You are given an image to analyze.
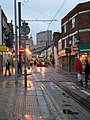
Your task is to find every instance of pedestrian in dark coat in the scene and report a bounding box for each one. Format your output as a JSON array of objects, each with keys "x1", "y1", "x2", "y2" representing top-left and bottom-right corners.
[
  {"x1": 5, "y1": 59, "x2": 11, "y2": 76},
  {"x1": 84, "y1": 60, "x2": 90, "y2": 86},
  {"x1": 18, "y1": 61, "x2": 21, "y2": 74}
]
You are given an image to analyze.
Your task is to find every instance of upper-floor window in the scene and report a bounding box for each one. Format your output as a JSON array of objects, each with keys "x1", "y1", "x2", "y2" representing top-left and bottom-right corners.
[
  {"x1": 58, "y1": 39, "x2": 62, "y2": 50},
  {"x1": 64, "y1": 24, "x2": 66, "y2": 33},
  {"x1": 72, "y1": 36, "x2": 75, "y2": 45},
  {"x1": 72, "y1": 18, "x2": 75, "y2": 28},
  {"x1": 65, "y1": 39, "x2": 67, "y2": 48}
]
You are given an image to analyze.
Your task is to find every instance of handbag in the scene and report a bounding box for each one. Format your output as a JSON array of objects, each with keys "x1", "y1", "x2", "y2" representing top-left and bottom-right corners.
[
  {"x1": 77, "y1": 73, "x2": 83, "y2": 87},
  {"x1": 77, "y1": 73, "x2": 82, "y2": 81}
]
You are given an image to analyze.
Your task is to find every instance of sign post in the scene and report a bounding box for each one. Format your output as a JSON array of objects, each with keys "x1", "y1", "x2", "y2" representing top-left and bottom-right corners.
[{"x1": 20, "y1": 21, "x2": 30, "y2": 87}]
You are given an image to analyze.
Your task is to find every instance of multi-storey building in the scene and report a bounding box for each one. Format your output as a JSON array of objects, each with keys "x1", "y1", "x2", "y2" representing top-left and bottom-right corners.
[
  {"x1": 58, "y1": 1, "x2": 90, "y2": 72},
  {"x1": 37, "y1": 30, "x2": 52, "y2": 48},
  {"x1": 0, "y1": 6, "x2": 13, "y2": 72}
]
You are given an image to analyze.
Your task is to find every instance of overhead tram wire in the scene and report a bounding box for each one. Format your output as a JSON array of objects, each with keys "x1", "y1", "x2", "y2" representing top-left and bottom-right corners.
[
  {"x1": 47, "y1": 0, "x2": 67, "y2": 29},
  {"x1": 22, "y1": 3, "x2": 57, "y2": 23},
  {"x1": 22, "y1": 0, "x2": 63, "y2": 49},
  {"x1": 37, "y1": 0, "x2": 67, "y2": 46},
  {"x1": 22, "y1": 3, "x2": 53, "y2": 20},
  {"x1": 22, "y1": 4, "x2": 38, "y2": 21},
  {"x1": 21, "y1": 1, "x2": 58, "y2": 51}
]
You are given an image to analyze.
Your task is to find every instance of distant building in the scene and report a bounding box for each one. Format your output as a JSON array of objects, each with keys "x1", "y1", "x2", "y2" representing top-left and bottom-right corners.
[
  {"x1": 58, "y1": 1, "x2": 90, "y2": 72},
  {"x1": 21, "y1": 35, "x2": 38, "y2": 50},
  {"x1": 36, "y1": 30, "x2": 52, "y2": 48}
]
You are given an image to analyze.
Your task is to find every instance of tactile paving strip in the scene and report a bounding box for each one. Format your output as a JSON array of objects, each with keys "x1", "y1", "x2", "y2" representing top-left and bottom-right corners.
[{"x1": 0, "y1": 87, "x2": 40, "y2": 119}]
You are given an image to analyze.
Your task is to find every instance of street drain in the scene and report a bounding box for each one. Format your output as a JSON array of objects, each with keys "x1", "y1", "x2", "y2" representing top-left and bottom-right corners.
[{"x1": 63, "y1": 109, "x2": 78, "y2": 115}]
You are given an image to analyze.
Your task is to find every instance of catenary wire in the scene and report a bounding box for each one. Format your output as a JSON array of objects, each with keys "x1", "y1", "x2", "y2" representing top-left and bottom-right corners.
[{"x1": 47, "y1": 0, "x2": 67, "y2": 29}]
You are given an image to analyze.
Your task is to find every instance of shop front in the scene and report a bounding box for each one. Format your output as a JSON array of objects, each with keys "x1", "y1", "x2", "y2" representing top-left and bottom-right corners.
[
  {"x1": 78, "y1": 44, "x2": 90, "y2": 69},
  {"x1": 58, "y1": 50, "x2": 68, "y2": 71},
  {"x1": 58, "y1": 48, "x2": 76, "y2": 72}
]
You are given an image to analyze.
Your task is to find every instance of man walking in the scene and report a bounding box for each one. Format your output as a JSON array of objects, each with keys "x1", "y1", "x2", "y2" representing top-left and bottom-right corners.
[
  {"x1": 5, "y1": 59, "x2": 11, "y2": 77},
  {"x1": 84, "y1": 60, "x2": 90, "y2": 87}
]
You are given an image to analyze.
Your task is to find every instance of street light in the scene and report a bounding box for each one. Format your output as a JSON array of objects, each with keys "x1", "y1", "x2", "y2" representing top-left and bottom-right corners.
[
  {"x1": 14, "y1": 0, "x2": 18, "y2": 83},
  {"x1": 20, "y1": 20, "x2": 30, "y2": 87}
]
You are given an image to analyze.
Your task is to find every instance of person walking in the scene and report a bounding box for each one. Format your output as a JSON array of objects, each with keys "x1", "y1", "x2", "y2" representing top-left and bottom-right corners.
[
  {"x1": 28, "y1": 60, "x2": 30, "y2": 69},
  {"x1": 76, "y1": 57, "x2": 83, "y2": 86},
  {"x1": 18, "y1": 60, "x2": 21, "y2": 74},
  {"x1": 5, "y1": 59, "x2": 11, "y2": 77},
  {"x1": 84, "y1": 60, "x2": 90, "y2": 87}
]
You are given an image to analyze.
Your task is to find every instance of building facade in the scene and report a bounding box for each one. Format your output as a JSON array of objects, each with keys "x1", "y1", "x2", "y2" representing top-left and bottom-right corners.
[
  {"x1": 0, "y1": 6, "x2": 13, "y2": 72},
  {"x1": 37, "y1": 30, "x2": 52, "y2": 48},
  {"x1": 58, "y1": 1, "x2": 90, "y2": 72}
]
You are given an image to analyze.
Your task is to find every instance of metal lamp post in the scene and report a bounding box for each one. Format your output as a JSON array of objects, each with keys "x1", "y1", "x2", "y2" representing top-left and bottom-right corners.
[
  {"x1": 20, "y1": 20, "x2": 30, "y2": 87},
  {"x1": 14, "y1": 0, "x2": 18, "y2": 83}
]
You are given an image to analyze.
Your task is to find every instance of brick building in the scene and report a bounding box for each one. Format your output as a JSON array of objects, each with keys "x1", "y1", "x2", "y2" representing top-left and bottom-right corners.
[{"x1": 58, "y1": 1, "x2": 90, "y2": 72}]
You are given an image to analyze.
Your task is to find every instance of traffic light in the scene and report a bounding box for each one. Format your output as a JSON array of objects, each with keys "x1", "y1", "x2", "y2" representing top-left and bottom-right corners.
[
  {"x1": 5, "y1": 32, "x2": 14, "y2": 48},
  {"x1": 65, "y1": 47, "x2": 71, "y2": 54}
]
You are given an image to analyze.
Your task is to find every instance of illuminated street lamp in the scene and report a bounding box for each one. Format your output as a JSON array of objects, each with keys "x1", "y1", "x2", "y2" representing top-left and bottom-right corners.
[{"x1": 25, "y1": 49, "x2": 32, "y2": 55}]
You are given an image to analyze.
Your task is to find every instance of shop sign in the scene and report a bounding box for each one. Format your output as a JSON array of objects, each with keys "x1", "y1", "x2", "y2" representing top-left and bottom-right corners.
[
  {"x1": 0, "y1": 45, "x2": 9, "y2": 52},
  {"x1": 78, "y1": 45, "x2": 90, "y2": 52}
]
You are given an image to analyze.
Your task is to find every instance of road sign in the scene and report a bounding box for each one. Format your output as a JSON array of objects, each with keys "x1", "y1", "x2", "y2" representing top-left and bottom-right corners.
[
  {"x1": 0, "y1": 45, "x2": 9, "y2": 52},
  {"x1": 20, "y1": 25, "x2": 30, "y2": 35},
  {"x1": 73, "y1": 45, "x2": 78, "y2": 51},
  {"x1": 19, "y1": 47, "x2": 25, "y2": 53}
]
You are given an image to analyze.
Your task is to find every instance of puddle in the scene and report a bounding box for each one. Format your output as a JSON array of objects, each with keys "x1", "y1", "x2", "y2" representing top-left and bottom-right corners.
[
  {"x1": 63, "y1": 104, "x2": 72, "y2": 106},
  {"x1": 63, "y1": 109, "x2": 78, "y2": 115}
]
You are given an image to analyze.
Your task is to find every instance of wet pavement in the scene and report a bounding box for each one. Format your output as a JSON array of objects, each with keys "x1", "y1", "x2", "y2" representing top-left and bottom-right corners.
[
  {"x1": 0, "y1": 70, "x2": 51, "y2": 120},
  {"x1": 0, "y1": 66, "x2": 90, "y2": 120}
]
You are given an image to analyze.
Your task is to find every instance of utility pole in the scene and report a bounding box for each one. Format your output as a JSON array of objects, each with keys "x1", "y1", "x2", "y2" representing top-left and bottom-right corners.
[
  {"x1": 18, "y1": 2, "x2": 22, "y2": 75},
  {"x1": 20, "y1": 21, "x2": 30, "y2": 87},
  {"x1": 14, "y1": 0, "x2": 18, "y2": 83},
  {"x1": 46, "y1": 41, "x2": 48, "y2": 58},
  {"x1": 23, "y1": 21, "x2": 27, "y2": 87}
]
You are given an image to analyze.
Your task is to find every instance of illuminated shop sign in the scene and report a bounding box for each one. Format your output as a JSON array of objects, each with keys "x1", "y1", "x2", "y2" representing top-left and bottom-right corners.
[{"x1": 78, "y1": 45, "x2": 90, "y2": 52}]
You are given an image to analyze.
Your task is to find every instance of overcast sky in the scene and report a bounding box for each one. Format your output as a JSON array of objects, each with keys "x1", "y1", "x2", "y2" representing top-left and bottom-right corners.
[{"x1": 0, "y1": 0, "x2": 89, "y2": 44}]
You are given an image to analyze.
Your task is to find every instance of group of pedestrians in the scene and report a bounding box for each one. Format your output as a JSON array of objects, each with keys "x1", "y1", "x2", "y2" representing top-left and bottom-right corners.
[
  {"x1": 4, "y1": 58, "x2": 90, "y2": 88},
  {"x1": 76, "y1": 57, "x2": 90, "y2": 87}
]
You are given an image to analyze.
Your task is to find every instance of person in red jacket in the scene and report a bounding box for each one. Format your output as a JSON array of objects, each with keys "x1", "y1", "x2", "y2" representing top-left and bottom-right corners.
[
  {"x1": 76, "y1": 57, "x2": 83, "y2": 74},
  {"x1": 76, "y1": 57, "x2": 83, "y2": 86}
]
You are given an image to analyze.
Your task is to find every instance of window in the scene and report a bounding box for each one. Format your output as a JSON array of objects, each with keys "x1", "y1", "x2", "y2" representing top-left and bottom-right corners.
[
  {"x1": 72, "y1": 18, "x2": 75, "y2": 28},
  {"x1": 58, "y1": 39, "x2": 62, "y2": 50},
  {"x1": 64, "y1": 24, "x2": 66, "y2": 33},
  {"x1": 65, "y1": 39, "x2": 67, "y2": 48},
  {"x1": 72, "y1": 36, "x2": 75, "y2": 45}
]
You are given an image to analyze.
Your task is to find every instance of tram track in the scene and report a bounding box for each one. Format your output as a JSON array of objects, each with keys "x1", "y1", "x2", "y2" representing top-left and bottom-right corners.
[
  {"x1": 39, "y1": 68, "x2": 90, "y2": 112},
  {"x1": 47, "y1": 74, "x2": 90, "y2": 112}
]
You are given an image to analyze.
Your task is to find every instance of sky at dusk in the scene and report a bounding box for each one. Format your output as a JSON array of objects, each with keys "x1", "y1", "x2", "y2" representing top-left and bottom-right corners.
[{"x1": 0, "y1": 0, "x2": 89, "y2": 44}]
